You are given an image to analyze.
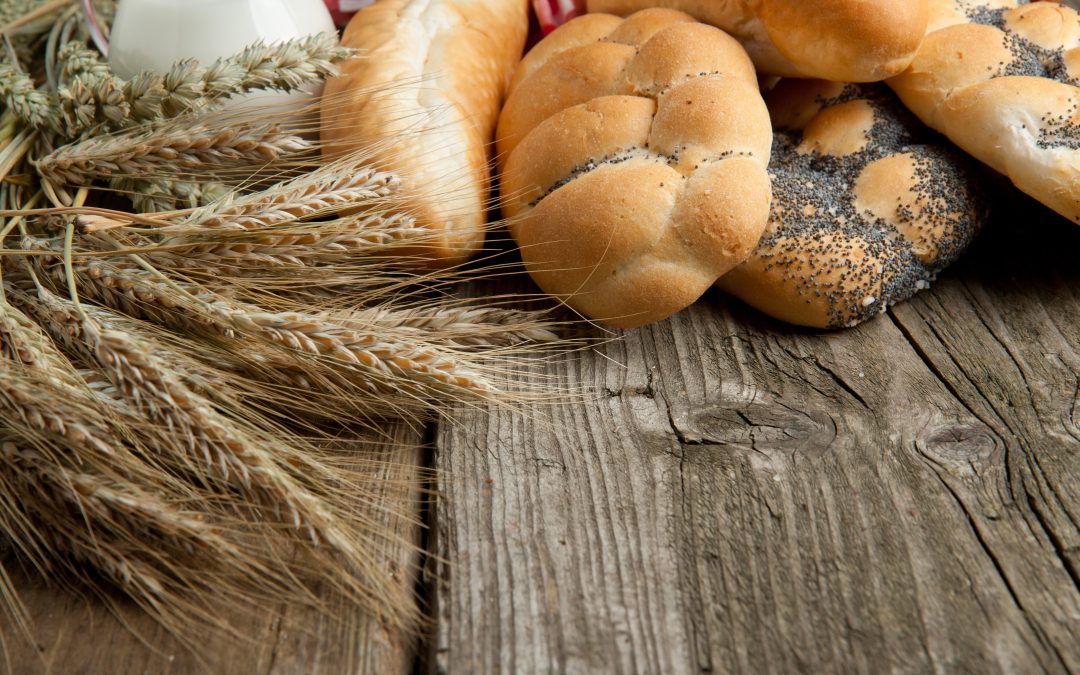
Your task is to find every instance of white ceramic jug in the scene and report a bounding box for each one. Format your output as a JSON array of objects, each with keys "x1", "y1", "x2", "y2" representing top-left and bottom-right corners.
[{"x1": 107, "y1": 0, "x2": 337, "y2": 106}]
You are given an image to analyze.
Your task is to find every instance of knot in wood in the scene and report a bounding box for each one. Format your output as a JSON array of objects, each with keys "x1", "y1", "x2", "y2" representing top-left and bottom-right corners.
[
  {"x1": 677, "y1": 395, "x2": 836, "y2": 467},
  {"x1": 916, "y1": 423, "x2": 999, "y2": 470}
]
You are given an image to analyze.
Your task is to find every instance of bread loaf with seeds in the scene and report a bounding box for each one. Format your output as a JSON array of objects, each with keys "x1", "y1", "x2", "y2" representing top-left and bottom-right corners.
[
  {"x1": 717, "y1": 80, "x2": 987, "y2": 328},
  {"x1": 888, "y1": 0, "x2": 1080, "y2": 224},
  {"x1": 584, "y1": 0, "x2": 930, "y2": 82},
  {"x1": 497, "y1": 9, "x2": 772, "y2": 328}
]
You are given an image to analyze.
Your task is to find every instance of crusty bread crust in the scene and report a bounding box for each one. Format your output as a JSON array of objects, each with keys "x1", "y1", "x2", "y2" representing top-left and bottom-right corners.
[
  {"x1": 320, "y1": 0, "x2": 529, "y2": 264},
  {"x1": 718, "y1": 80, "x2": 986, "y2": 328},
  {"x1": 888, "y1": 0, "x2": 1080, "y2": 224},
  {"x1": 585, "y1": 0, "x2": 929, "y2": 82},
  {"x1": 498, "y1": 9, "x2": 772, "y2": 328}
]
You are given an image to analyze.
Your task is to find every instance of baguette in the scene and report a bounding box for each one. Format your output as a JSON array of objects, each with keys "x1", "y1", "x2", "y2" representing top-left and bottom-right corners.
[{"x1": 321, "y1": 0, "x2": 529, "y2": 263}]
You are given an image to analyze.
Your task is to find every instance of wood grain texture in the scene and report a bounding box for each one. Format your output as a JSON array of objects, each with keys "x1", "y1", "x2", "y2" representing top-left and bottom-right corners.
[
  {"x1": 434, "y1": 196, "x2": 1080, "y2": 674},
  {"x1": 1, "y1": 426, "x2": 427, "y2": 675}
]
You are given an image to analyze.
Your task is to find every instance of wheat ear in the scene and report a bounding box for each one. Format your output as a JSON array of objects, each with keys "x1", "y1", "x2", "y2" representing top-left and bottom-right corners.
[
  {"x1": 37, "y1": 120, "x2": 309, "y2": 186},
  {"x1": 0, "y1": 441, "x2": 225, "y2": 558},
  {"x1": 167, "y1": 164, "x2": 402, "y2": 232},
  {"x1": 351, "y1": 305, "x2": 562, "y2": 347},
  {"x1": 0, "y1": 366, "x2": 117, "y2": 457}
]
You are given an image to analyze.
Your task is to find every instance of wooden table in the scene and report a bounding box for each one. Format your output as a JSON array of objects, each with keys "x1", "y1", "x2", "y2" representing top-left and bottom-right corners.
[{"x1": 4, "y1": 192, "x2": 1079, "y2": 673}]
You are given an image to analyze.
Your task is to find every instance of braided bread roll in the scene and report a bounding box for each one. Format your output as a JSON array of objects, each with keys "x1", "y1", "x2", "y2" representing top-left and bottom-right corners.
[
  {"x1": 717, "y1": 80, "x2": 987, "y2": 328},
  {"x1": 497, "y1": 9, "x2": 772, "y2": 328},
  {"x1": 888, "y1": 0, "x2": 1080, "y2": 224},
  {"x1": 321, "y1": 0, "x2": 529, "y2": 264},
  {"x1": 583, "y1": 0, "x2": 930, "y2": 82}
]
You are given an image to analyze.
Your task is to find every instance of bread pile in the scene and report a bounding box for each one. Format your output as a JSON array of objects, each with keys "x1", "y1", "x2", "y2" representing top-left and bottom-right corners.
[
  {"x1": 321, "y1": 0, "x2": 1076, "y2": 329},
  {"x1": 718, "y1": 80, "x2": 986, "y2": 328},
  {"x1": 888, "y1": 0, "x2": 1080, "y2": 224},
  {"x1": 497, "y1": 9, "x2": 772, "y2": 328}
]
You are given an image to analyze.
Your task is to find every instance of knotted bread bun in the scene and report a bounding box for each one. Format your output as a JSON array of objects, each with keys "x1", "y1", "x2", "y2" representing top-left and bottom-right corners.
[
  {"x1": 497, "y1": 9, "x2": 772, "y2": 328},
  {"x1": 717, "y1": 80, "x2": 987, "y2": 329},
  {"x1": 584, "y1": 0, "x2": 930, "y2": 82},
  {"x1": 888, "y1": 0, "x2": 1080, "y2": 224}
]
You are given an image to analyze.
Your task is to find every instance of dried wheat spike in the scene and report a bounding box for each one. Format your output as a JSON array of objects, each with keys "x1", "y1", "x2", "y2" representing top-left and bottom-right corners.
[
  {"x1": 156, "y1": 212, "x2": 432, "y2": 270},
  {"x1": 221, "y1": 308, "x2": 498, "y2": 397},
  {"x1": 0, "y1": 63, "x2": 56, "y2": 130},
  {"x1": 0, "y1": 368, "x2": 117, "y2": 457},
  {"x1": 352, "y1": 305, "x2": 562, "y2": 347},
  {"x1": 37, "y1": 120, "x2": 309, "y2": 186},
  {"x1": 169, "y1": 165, "x2": 402, "y2": 232},
  {"x1": 0, "y1": 441, "x2": 224, "y2": 557}
]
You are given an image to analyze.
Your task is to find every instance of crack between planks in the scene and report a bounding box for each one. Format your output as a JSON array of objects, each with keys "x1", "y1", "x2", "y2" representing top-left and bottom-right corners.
[
  {"x1": 919, "y1": 459, "x2": 1070, "y2": 671},
  {"x1": 964, "y1": 290, "x2": 1041, "y2": 418},
  {"x1": 1023, "y1": 479, "x2": 1080, "y2": 593},
  {"x1": 777, "y1": 343, "x2": 872, "y2": 412},
  {"x1": 891, "y1": 307, "x2": 1080, "y2": 582},
  {"x1": 890, "y1": 308, "x2": 1079, "y2": 668},
  {"x1": 413, "y1": 422, "x2": 440, "y2": 675},
  {"x1": 652, "y1": 364, "x2": 715, "y2": 674}
]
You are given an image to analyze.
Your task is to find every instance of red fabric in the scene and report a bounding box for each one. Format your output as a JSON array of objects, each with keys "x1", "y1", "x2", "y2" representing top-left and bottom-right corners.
[
  {"x1": 531, "y1": 0, "x2": 584, "y2": 35},
  {"x1": 324, "y1": 0, "x2": 373, "y2": 27}
]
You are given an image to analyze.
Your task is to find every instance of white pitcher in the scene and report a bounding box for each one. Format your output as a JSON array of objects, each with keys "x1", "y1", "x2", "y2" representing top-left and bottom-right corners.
[{"x1": 106, "y1": 0, "x2": 337, "y2": 108}]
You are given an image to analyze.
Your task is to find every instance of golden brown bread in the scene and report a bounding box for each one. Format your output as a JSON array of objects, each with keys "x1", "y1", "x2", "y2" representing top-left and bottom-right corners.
[
  {"x1": 888, "y1": 0, "x2": 1080, "y2": 224},
  {"x1": 717, "y1": 80, "x2": 987, "y2": 328},
  {"x1": 584, "y1": 0, "x2": 930, "y2": 82},
  {"x1": 320, "y1": 0, "x2": 529, "y2": 264},
  {"x1": 498, "y1": 9, "x2": 771, "y2": 328}
]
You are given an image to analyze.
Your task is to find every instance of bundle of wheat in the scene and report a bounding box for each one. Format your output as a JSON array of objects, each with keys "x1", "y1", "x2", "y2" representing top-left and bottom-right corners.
[{"x1": 0, "y1": 0, "x2": 577, "y2": 645}]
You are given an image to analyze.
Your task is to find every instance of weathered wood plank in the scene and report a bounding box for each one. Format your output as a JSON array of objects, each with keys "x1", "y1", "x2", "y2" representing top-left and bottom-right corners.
[
  {"x1": 889, "y1": 197, "x2": 1080, "y2": 669},
  {"x1": 434, "y1": 201, "x2": 1080, "y2": 673},
  {"x1": 1, "y1": 427, "x2": 427, "y2": 675}
]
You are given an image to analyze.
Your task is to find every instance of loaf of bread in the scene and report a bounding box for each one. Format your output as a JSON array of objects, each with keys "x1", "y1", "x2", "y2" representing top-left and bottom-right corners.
[
  {"x1": 717, "y1": 80, "x2": 986, "y2": 328},
  {"x1": 888, "y1": 0, "x2": 1080, "y2": 224},
  {"x1": 497, "y1": 9, "x2": 772, "y2": 328},
  {"x1": 584, "y1": 0, "x2": 930, "y2": 82},
  {"x1": 320, "y1": 0, "x2": 529, "y2": 264}
]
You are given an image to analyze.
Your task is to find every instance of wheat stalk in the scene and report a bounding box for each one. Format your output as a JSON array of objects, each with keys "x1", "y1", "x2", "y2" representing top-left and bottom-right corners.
[
  {"x1": 26, "y1": 239, "x2": 503, "y2": 398},
  {"x1": 0, "y1": 441, "x2": 223, "y2": 556},
  {"x1": 0, "y1": 364, "x2": 118, "y2": 457},
  {"x1": 352, "y1": 305, "x2": 563, "y2": 347},
  {"x1": 169, "y1": 164, "x2": 403, "y2": 232},
  {"x1": 37, "y1": 119, "x2": 309, "y2": 185},
  {"x1": 222, "y1": 308, "x2": 498, "y2": 397},
  {"x1": 154, "y1": 212, "x2": 434, "y2": 271}
]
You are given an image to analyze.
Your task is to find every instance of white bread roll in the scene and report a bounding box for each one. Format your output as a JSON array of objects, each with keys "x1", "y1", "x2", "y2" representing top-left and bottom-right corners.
[
  {"x1": 888, "y1": 0, "x2": 1080, "y2": 224},
  {"x1": 584, "y1": 0, "x2": 930, "y2": 82},
  {"x1": 498, "y1": 9, "x2": 772, "y2": 328},
  {"x1": 718, "y1": 80, "x2": 987, "y2": 328},
  {"x1": 321, "y1": 0, "x2": 529, "y2": 264}
]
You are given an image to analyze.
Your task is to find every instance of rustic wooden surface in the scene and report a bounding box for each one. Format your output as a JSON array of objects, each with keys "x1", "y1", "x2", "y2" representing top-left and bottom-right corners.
[
  {"x1": 433, "y1": 196, "x2": 1080, "y2": 674},
  {"x1": 4, "y1": 194, "x2": 1080, "y2": 674},
  {"x1": 1, "y1": 427, "x2": 426, "y2": 675}
]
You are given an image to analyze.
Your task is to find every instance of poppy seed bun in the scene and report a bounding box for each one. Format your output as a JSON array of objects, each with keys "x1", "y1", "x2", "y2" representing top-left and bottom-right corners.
[
  {"x1": 888, "y1": 0, "x2": 1080, "y2": 224},
  {"x1": 584, "y1": 0, "x2": 930, "y2": 82},
  {"x1": 321, "y1": 0, "x2": 529, "y2": 264},
  {"x1": 717, "y1": 80, "x2": 987, "y2": 328},
  {"x1": 498, "y1": 9, "x2": 772, "y2": 328}
]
